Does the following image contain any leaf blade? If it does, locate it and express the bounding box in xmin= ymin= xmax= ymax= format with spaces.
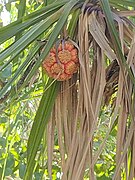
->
xmin=24 ymin=80 xmax=60 ymax=179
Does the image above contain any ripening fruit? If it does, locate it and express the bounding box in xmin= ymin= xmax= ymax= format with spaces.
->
xmin=42 ymin=41 xmax=79 ymax=81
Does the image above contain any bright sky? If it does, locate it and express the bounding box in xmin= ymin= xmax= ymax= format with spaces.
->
xmin=0 ymin=0 xmax=8 ymax=3
xmin=0 ymin=0 xmax=10 ymax=26
xmin=1 ymin=9 xmax=10 ymax=25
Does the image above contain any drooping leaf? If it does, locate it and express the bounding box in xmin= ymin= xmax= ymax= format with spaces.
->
xmin=24 ymin=80 xmax=60 ymax=179
xmin=100 ymin=0 xmax=135 ymax=87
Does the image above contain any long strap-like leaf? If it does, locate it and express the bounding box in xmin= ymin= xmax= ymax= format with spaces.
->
xmin=100 ymin=0 xmax=135 ymax=88
xmin=0 ymin=1 xmax=68 ymax=44
xmin=24 ymin=80 xmax=60 ymax=180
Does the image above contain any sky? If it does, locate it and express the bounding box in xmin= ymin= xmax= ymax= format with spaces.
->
xmin=0 ymin=0 xmax=10 ymax=26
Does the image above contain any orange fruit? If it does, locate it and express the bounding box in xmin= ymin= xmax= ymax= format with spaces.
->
xmin=42 ymin=40 xmax=79 ymax=81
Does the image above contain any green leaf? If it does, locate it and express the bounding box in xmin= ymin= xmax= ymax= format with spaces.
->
xmin=8 ymin=0 xmax=18 ymax=3
xmin=0 ymin=64 xmax=12 ymax=79
xmin=0 ymin=137 xmax=6 ymax=148
xmin=24 ymin=80 xmax=60 ymax=179
xmin=19 ymin=163 xmax=26 ymax=179
xmin=15 ymin=0 xmax=26 ymax=41
xmin=0 ymin=1 xmax=68 ymax=44
xmin=109 ymin=1 xmax=128 ymax=10
xmin=5 ymin=3 xmax=11 ymax=12
xmin=109 ymin=0 xmax=135 ymax=8
xmin=0 ymin=44 xmax=40 ymax=98
xmin=0 ymin=7 xmax=66 ymax=98
xmin=100 ymin=0 xmax=135 ymax=88
xmin=4 ymin=167 xmax=13 ymax=176
xmin=0 ymin=8 xmax=63 ymax=63
xmin=0 ymin=117 xmax=7 ymax=124
xmin=68 ymin=9 xmax=80 ymax=38
xmin=6 ymin=155 xmax=15 ymax=168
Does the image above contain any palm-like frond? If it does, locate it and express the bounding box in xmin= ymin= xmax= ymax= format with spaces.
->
xmin=0 ymin=0 xmax=135 ymax=179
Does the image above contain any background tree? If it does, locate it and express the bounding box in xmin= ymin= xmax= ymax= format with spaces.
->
xmin=0 ymin=0 xmax=135 ymax=179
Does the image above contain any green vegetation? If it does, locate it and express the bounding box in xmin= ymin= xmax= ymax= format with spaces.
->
xmin=0 ymin=0 xmax=135 ymax=179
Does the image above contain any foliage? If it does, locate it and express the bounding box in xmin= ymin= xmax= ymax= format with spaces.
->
xmin=0 ymin=0 xmax=135 ymax=179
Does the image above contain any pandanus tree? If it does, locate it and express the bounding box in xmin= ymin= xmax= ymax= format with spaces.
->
xmin=0 ymin=0 xmax=135 ymax=179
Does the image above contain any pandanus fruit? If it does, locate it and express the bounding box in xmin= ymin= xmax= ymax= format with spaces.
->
xmin=42 ymin=40 xmax=79 ymax=81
